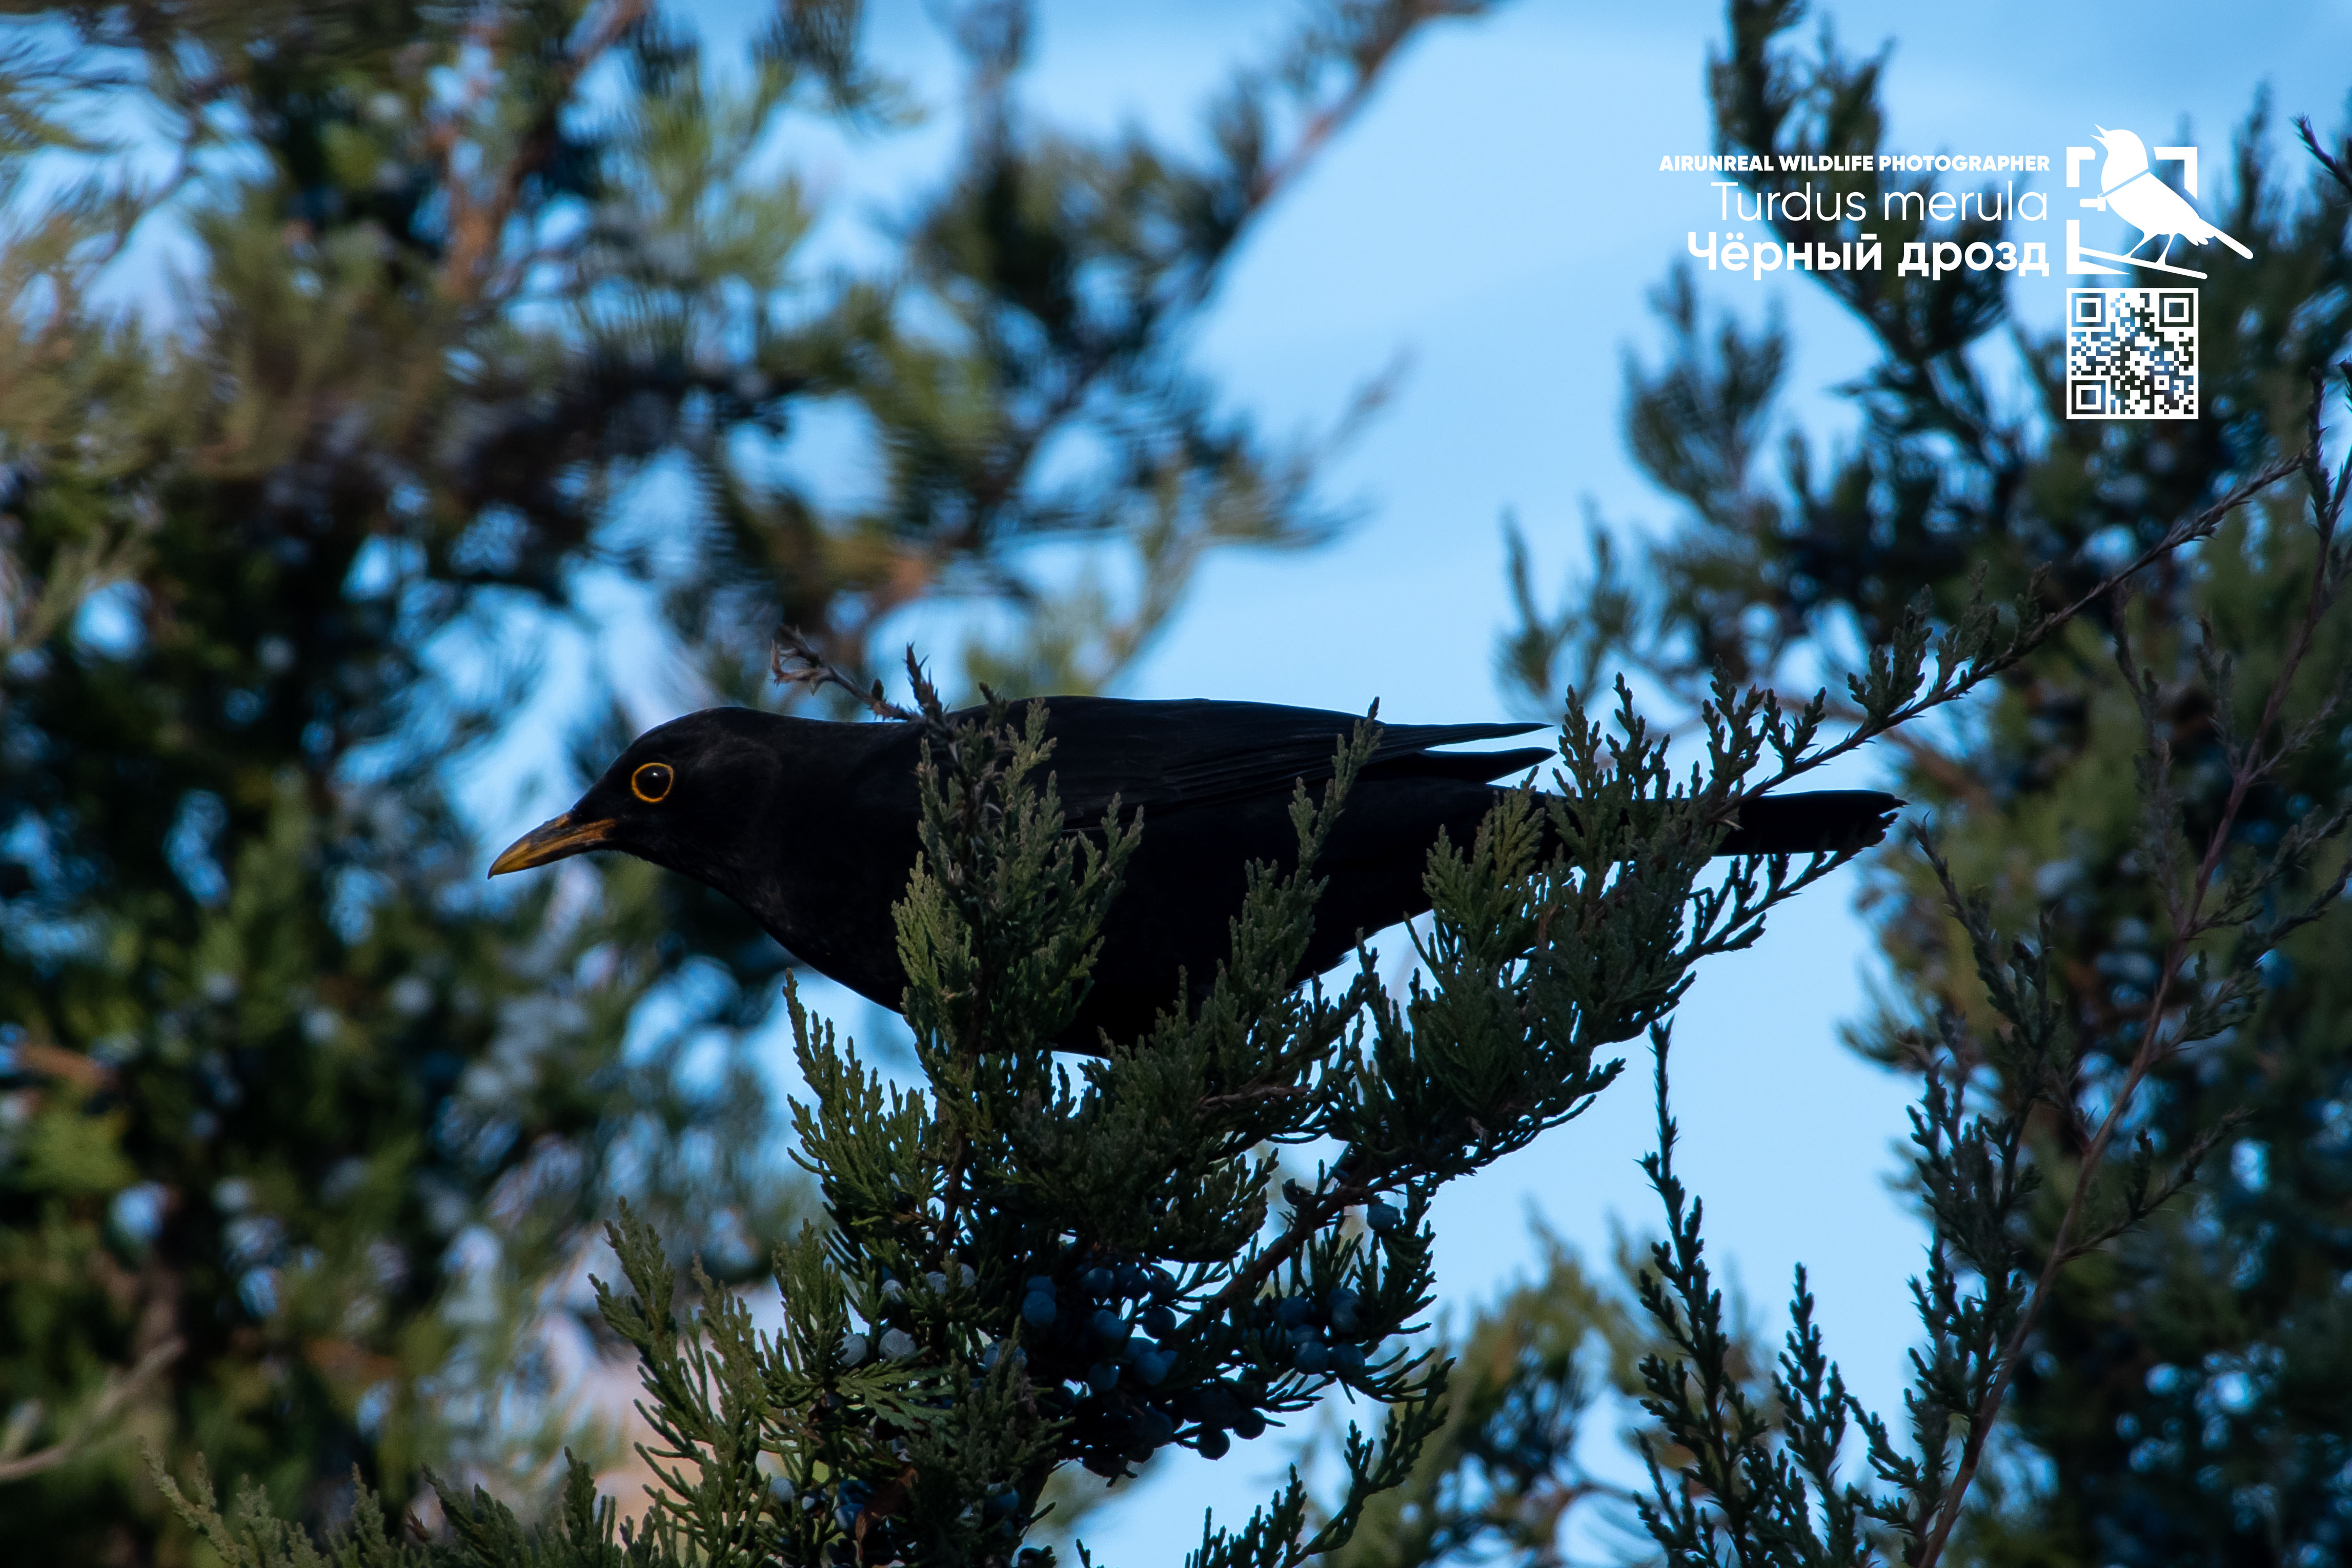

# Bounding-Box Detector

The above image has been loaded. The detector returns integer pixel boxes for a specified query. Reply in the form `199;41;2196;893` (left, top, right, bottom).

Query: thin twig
1195;1083;1317;1112
770;625;923;721
2294;114;2352;199
1179;1172;1382;1337
1247;1;1492;208
0;1337;184;1483
1748;456;2304;806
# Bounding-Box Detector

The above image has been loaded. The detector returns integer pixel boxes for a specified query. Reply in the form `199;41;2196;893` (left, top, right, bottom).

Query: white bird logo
2084;126;2252;267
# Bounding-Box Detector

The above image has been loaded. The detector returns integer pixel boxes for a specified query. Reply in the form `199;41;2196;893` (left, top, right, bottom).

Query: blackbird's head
488;708;786;889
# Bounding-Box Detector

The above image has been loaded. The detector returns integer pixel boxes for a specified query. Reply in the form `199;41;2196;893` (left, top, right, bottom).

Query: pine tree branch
437;0;652;304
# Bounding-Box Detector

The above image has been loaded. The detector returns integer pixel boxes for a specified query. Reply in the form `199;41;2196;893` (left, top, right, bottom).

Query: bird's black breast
723;717;926;1013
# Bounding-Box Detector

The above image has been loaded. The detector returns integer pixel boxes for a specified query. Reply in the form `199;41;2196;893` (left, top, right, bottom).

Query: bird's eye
631;763;675;803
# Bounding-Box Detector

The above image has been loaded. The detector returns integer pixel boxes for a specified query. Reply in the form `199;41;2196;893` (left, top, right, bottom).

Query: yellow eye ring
631;762;675;803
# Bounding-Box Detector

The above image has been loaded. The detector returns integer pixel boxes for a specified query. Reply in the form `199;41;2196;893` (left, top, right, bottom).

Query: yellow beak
488;812;616;877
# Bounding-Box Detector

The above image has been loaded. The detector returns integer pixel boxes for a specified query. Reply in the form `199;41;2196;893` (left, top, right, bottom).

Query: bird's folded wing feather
1009;697;1551;821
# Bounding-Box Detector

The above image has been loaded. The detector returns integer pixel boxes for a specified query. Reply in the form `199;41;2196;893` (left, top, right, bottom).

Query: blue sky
498;0;2352;1554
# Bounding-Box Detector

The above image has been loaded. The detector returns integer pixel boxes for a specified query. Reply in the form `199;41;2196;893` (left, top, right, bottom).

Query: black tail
1718;790;1904;856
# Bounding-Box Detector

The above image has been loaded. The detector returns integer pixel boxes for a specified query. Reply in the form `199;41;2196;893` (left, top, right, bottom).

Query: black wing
986;696;1552;822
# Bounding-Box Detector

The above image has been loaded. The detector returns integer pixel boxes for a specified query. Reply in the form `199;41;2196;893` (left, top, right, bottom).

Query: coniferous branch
1905;372;2352;1568
1627;884;2058;1568
96;12;2352;1558
1499;443;2303;831
171;583;2087;1561
1629;1029;1896;1568
1726;458;2302;803
2295;113;2352;198
433;0;656;305
8;5;1531;1547
140;456;2323;1562
0;1334;182;1483
1482;9;2352;1563
1311;1232;1661;1568
1631;1029;1779;1565
1612;367;2352;1568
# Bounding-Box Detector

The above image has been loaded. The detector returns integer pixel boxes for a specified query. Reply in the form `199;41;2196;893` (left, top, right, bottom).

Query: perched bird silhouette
488;699;1900;1052
2088;126;2253;268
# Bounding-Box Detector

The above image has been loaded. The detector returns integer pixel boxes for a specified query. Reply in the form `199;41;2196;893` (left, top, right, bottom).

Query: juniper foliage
1623;370;2347;1564
153;431;2299;1561
0;0;1493;1554
1316;1230;1679;1568
1495;5;2352;1563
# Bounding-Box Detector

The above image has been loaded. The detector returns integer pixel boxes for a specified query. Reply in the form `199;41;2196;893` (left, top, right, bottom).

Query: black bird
488;698;1899;1051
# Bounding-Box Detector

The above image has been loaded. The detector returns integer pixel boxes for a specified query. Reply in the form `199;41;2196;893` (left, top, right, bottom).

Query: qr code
2067;289;2197;419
